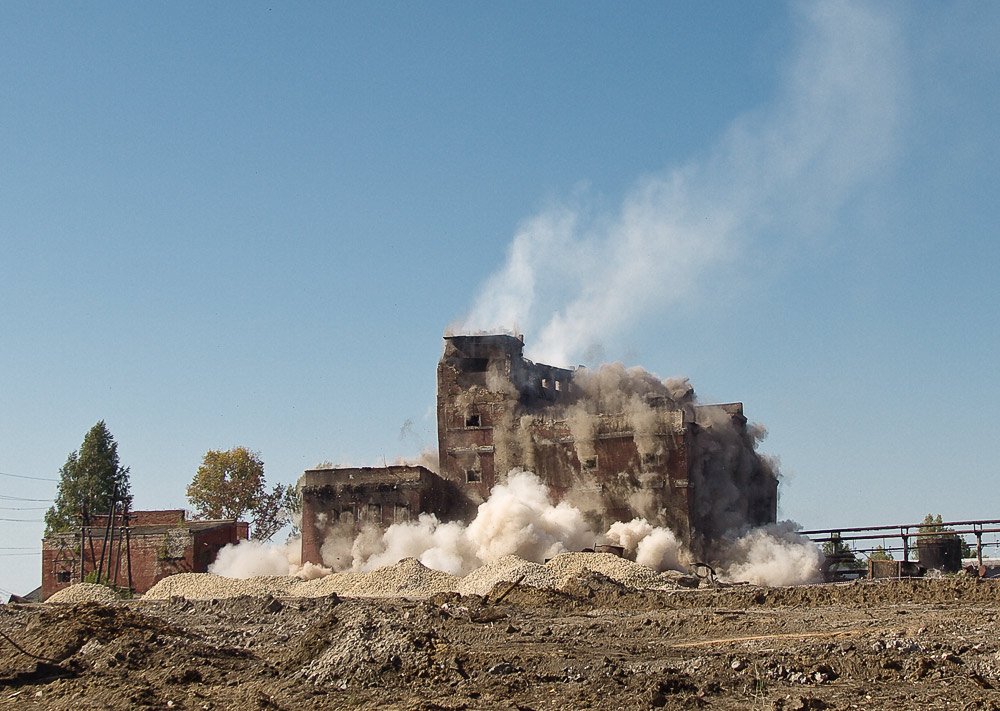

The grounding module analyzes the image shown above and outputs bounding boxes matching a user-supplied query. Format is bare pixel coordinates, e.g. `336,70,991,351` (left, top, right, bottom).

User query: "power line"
0,553,40,557
0,495,51,502
0,471,57,482
0,518,44,523
0,507,49,511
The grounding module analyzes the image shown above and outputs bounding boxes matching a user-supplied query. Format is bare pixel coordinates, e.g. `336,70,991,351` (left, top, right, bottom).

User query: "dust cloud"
453,3,902,368
209,469,821,587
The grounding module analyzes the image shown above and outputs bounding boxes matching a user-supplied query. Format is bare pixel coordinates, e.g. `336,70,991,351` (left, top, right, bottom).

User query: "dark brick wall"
299,466,463,566
434,335,776,546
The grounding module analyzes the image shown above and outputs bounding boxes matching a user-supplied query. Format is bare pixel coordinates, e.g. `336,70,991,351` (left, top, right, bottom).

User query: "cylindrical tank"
917,538,962,573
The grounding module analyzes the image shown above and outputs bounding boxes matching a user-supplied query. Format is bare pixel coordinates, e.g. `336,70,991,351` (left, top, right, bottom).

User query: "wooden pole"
124,518,134,594
79,525,85,583
112,523,124,588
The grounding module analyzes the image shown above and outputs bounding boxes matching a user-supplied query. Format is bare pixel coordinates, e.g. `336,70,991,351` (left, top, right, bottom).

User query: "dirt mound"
656,576,1000,610
7,578,1000,709
459,553,689,597
290,606,440,688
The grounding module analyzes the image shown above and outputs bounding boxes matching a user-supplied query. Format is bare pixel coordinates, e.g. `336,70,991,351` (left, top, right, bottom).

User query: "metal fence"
800,518,1000,567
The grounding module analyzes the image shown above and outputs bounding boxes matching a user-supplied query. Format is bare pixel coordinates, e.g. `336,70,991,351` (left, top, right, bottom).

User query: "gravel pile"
132,553,677,601
47,583,122,604
544,552,675,590
295,609,437,686
142,560,459,601
143,573,298,600
457,554,553,596
304,558,460,598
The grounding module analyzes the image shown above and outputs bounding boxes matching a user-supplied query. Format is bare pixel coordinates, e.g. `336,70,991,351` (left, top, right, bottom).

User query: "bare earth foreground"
3,576,1000,710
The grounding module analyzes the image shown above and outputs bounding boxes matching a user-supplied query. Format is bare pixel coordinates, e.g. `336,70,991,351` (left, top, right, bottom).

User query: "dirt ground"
2,575,1000,710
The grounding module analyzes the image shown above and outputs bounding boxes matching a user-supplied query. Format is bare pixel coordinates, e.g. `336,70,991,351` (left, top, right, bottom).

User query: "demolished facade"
300,334,777,565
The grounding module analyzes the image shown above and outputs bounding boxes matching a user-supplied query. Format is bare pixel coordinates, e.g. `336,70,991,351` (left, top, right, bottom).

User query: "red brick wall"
300,492,323,568
41,519,247,600
90,510,186,528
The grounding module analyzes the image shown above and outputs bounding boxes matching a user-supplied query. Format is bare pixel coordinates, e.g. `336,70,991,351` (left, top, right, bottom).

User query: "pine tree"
44,421,132,535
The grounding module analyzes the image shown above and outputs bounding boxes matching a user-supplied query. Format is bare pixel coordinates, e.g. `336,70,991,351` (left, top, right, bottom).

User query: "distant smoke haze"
455,4,902,367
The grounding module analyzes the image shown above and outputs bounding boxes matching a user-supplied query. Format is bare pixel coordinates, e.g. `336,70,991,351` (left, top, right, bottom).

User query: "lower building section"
299,466,467,567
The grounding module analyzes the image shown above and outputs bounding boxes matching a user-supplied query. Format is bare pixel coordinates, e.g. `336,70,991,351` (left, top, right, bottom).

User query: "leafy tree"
186,447,295,540
45,421,132,535
920,513,948,541
868,546,894,562
251,484,299,541
919,514,966,546
821,535,861,569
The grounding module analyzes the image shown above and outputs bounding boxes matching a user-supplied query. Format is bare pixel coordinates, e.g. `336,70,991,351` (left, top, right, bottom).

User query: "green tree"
920,513,947,540
186,447,295,540
821,535,860,569
45,421,132,535
919,513,964,543
868,546,894,562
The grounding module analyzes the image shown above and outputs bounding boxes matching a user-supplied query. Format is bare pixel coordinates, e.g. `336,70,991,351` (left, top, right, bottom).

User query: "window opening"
394,505,411,523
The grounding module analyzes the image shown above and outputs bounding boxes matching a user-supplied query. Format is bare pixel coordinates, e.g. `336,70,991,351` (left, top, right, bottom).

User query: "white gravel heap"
544,552,675,590
457,554,554,596
143,573,298,600
136,552,682,601
47,583,122,604
293,558,460,599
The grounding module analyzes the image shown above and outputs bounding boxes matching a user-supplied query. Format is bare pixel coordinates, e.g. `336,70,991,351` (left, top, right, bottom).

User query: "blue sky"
2,2,998,596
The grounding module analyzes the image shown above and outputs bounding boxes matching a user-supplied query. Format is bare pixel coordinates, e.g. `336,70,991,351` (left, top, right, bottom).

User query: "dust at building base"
300,334,777,565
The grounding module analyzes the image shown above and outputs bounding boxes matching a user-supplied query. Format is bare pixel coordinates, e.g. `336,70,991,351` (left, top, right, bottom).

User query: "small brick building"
41,509,248,600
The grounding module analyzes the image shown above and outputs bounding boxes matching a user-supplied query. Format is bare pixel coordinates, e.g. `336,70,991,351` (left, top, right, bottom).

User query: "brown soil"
2,576,1000,710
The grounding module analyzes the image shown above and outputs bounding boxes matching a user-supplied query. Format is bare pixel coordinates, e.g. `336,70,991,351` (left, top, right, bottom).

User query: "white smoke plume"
334,470,595,575
465,469,595,563
716,522,823,586
392,447,440,473
455,3,902,367
605,518,687,572
208,538,330,580
209,469,822,586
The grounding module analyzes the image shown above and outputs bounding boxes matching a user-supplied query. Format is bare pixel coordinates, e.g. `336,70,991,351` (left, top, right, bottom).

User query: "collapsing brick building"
300,334,777,564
